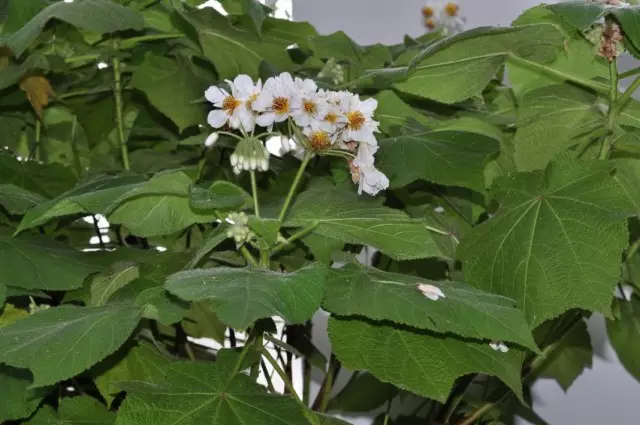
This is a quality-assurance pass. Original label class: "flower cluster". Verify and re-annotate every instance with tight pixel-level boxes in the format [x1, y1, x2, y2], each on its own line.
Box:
[204, 72, 389, 196]
[421, 1, 465, 35]
[225, 212, 255, 246]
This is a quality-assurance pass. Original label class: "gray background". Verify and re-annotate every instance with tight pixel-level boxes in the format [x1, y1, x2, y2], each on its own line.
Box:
[293, 1, 640, 424]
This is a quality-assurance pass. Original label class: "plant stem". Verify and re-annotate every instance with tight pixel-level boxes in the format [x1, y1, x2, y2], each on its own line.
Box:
[250, 171, 261, 218]
[69, 116, 83, 177]
[313, 354, 340, 413]
[278, 152, 313, 223]
[508, 53, 610, 95]
[599, 59, 620, 159]
[229, 328, 256, 380]
[120, 33, 184, 49]
[112, 39, 130, 171]
[627, 239, 640, 262]
[261, 360, 276, 392]
[425, 224, 459, 244]
[240, 245, 259, 267]
[261, 348, 321, 425]
[34, 119, 42, 162]
[92, 216, 105, 249]
[65, 54, 100, 64]
[271, 221, 319, 255]
[619, 66, 640, 80]
[459, 402, 493, 425]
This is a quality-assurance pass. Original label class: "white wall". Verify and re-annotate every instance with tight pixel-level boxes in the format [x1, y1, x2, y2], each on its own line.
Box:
[293, 1, 640, 424]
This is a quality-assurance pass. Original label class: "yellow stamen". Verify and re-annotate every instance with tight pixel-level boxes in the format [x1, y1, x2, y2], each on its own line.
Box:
[273, 97, 289, 115]
[325, 112, 338, 124]
[421, 5, 435, 18]
[444, 2, 459, 17]
[347, 111, 366, 131]
[304, 100, 316, 114]
[424, 18, 437, 30]
[309, 131, 332, 151]
[223, 96, 241, 114]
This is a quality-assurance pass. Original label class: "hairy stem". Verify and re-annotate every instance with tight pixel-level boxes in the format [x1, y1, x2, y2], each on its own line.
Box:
[278, 152, 313, 223]
[599, 59, 619, 159]
[240, 245, 259, 267]
[112, 39, 130, 171]
[271, 221, 319, 255]
[250, 171, 261, 218]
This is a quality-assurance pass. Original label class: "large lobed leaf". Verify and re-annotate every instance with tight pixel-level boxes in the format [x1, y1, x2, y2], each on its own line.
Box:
[396, 24, 562, 104]
[286, 188, 445, 261]
[116, 361, 312, 425]
[166, 263, 326, 329]
[4, 0, 144, 57]
[329, 317, 524, 403]
[0, 227, 106, 291]
[0, 304, 141, 387]
[0, 366, 48, 422]
[323, 262, 537, 349]
[458, 158, 635, 326]
[29, 396, 115, 425]
[607, 296, 640, 384]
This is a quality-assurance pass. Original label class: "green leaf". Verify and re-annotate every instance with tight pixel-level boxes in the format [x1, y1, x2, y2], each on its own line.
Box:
[512, 84, 602, 171]
[458, 158, 635, 326]
[301, 234, 344, 265]
[0, 184, 47, 215]
[108, 172, 216, 237]
[613, 159, 640, 210]
[324, 263, 537, 349]
[166, 263, 326, 329]
[508, 7, 607, 97]
[287, 188, 445, 261]
[0, 152, 76, 199]
[538, 318, 592, 390]
[92, 342, 171, 405]
[181, 8, 316, 79]
[329, 317, 524, 403]
[377, 129, 499, 191]
[374, 90, 432, 135]
[182, 302, 227, 343]
[327, 372, 396, 413]
[5, 0, 144, 57]
[0, 304, 141, 387]
[248, 216, 280, 245]
[240, 0, 267, 36]
[607, 296, 640, 383]
[0, 366, 48, 422]
[29, 396, 115, 425]
[0, 53, 50, 91]
[189, 181, 251, 212]
[17, 173, 147, 232]
[396, 24, 562, 103]
[131, 53, 208, 132]
[186, 226, 229, 269]
[0, 228, 106, 291]
[109, 253, 191, 326]
[116, 361, 311, 425]
[91, 263, 139, 307]
[0, 284, 5, 308]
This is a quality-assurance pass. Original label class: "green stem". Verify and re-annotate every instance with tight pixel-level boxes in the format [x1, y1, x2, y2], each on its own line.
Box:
[599, 59, 619, 160]
[459, 402, 494, 425]
[619, 67, 640, 80]
[627, 239, 640, 262]
[278, 152, 313, 223]
[240, 245, 259, 267]
[229, 328, 256, 380]
[260, 360, 277, 392]
[261, 348, 321, 425]
[425, 224, 459, 244]
[250, 171, 261, 218]
[218, 131, 244, 140]
[120, 33, 184, 49]
[64, 54, 100, 64]
[112, 40, 130, 171]
[34, 119, 42, 162]
[271, 221, 319, 255]
[314, 354, 340, 413]
[69, 116, 83, 177]
[195, 154, 207, 183]
[508, 53, 609, 95]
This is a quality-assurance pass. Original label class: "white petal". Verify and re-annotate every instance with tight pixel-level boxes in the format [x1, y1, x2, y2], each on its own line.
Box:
[360, 98, 378, 115]
[252, 91, 273, 112]
[205, 86, 228, 105]
[207, 110, 228, 128]
[416, 283, 445, 301]
[234, 74, 255, 95]
[204, 132, 219, 147]
[257, 112, 277, 128]
[499, 343, 509, 353]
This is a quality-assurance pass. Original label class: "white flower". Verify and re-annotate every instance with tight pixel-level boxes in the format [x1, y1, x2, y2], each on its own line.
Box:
[205, 75, 258, 133]
[230, 136, 270, 174]
[350, 143, 389, 196]
[339, 93, 379, 145]
[303, 125, 336, 152]
[204, 132, 219, 147]
[422, 2, 465, 35]
[489, 341, 509, 353]
[253, 72, 301, 130]
[315, 90, 347, 134]
[291, 77, 328, 128]
[416, 283, 446, 301]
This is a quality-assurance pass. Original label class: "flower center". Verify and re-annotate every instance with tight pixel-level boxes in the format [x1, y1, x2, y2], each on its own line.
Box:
[303, 100, 316, 115]
[347, 111, 366, 130]
[273, 97, 289, 115]
[223, 96, 241, 114]
[309, 131, 332, 151]
[324, 112, 338, 124]
[421, 5, 434, 18]
[424, 18, 437, 30]
[247, 93, 258, 109]
[444, 2, 459, 16]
